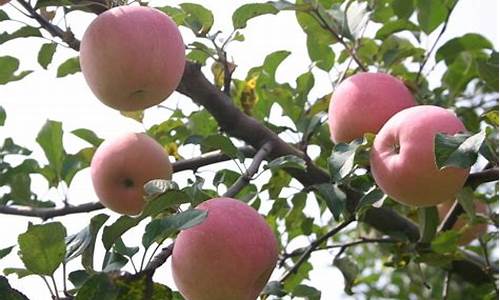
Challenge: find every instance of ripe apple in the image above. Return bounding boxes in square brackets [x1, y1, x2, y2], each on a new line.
[80, 6, 185, 111]
[438, 200, 488, 245]
[370, 105, 469, 207]
[90, 132, 172, 215]
[0, 0, 10, 5]
[328, 72, 416, 143]
[172, 198, 278, 300]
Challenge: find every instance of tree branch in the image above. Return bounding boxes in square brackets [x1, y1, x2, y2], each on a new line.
[279, 218, 354, 282]
[142, 242, 175, 275]
[0, 147, 256, 219]
[223, 142, 273, 198]
[415, 1, 458, 84]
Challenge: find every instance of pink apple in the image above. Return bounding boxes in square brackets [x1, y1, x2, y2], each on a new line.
[438, 200, 488, 245]
[370, 105, 469, 207]
[80, 6, 185, 111]
[90, 132, 172, 215]
[172, 198, 278, 300]
[328, 72, 416, 143]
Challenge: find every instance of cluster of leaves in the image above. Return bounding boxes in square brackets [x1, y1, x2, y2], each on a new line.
[0, 0, 498, 299]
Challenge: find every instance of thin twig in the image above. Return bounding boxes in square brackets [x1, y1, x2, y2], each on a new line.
[311, 9, 367, 71]
[223, 142, 273, 197]
[279, 218, 354, 282]
[279, 237, 397, 267]
[415, 1, 458, 84]
[442, 271, 452, 300]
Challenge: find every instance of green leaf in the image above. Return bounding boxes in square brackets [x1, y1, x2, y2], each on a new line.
[144, 179, 180, 200]
[263, 281, 286, 297]
[328, 139, 362, 182]
[113, 238, 139, 259]
[418, 206, 439, 244]
[36, 119, 64, 178]
[456, 187, 477, 222]
[75, 273, 118, 300]
[0, 276, 30, 300]
[0, 106, 6, 126]
[179, 3, 214, 36]
[434, 130, 486, 170]
[312, 183, 345, 221]
[292, 284, 321, 300]
[56, 56, 80, 77]
[120, 110, 144, 123]
[3, 268, 34, 279]
[431, 230, 460, 254]
[232, 3, 279, 29]
[0, 56, 32, 85]
[81, 214, 109, 271]
[71, 128, 103, 147]
[68, 270, 90, 289]
[355, 188, 385, 212]
[102, 216, 141, 251]
[296, 9, 335, 71]
[477, 51, 499, 91]
[142, 208, 208, 248]
[333, 256, 359, 295]
[442, 52, 479, 96]
[392, 0, 415, 19]
[436, 33, 493, 65]
[156, 6, 186, 25]
[0, 10, 9, 22]
[416, 0, 447, 34]
[265, 155, 306, 171]
[102, 251, 128, 272]
[201, 135, 240, 160]
[0, 246, 13, 260]
[345, 1, 369, 40]
[0, 26, 42, 45]
[142, 190, 191, 216]
[482, 109, 498, 127]
[375, 20, 419, 40]
[37, 43, 57, 69]
[18, 222, 66, 275]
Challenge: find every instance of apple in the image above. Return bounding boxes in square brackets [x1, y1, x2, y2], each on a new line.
[370, 105, 469, 207]
[438, 200, 488, 245]
[80, 6, 185, 111]
[90, 132, 172, 215]
[172, 198, 278, 300]
[328, 72, 416, 143]
[0, 0, 10, 5]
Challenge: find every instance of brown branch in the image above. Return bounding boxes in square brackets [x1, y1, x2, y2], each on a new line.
[223, 142, 273, 198]
[142, 242, 175, 275]
[0, 147, 256, 219]
[279, 237, 397, 267]
[279, 218, 354, 282]
[172, 146, 255, 172]
[16, 0, 81, 50]
[439, 167, 498, 232]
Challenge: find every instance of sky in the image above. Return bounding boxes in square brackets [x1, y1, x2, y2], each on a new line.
[0, 0, 498, 299]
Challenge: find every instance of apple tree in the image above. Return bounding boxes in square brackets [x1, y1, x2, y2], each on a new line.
[0, 0, 498, 299]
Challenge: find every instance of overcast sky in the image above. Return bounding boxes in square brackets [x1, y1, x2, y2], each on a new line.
[0, 0, 497, 299]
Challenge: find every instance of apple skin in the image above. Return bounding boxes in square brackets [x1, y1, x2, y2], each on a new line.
[328, 72, 416, 143]
[0, 0, 10, 5]
[370, 105, 469, 207]
[90, 132, 172, 215]
[80, 6, 185, 111]
[172, 198, 278, 300]
[438, 200, 488, 245]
